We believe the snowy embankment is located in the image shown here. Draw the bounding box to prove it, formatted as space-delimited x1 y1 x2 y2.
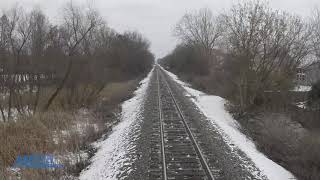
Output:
162 67 296 180
79 69 153 180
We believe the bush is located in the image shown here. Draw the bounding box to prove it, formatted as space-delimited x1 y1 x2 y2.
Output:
241 112 320 180
308 80 320 108
297 132 320 179
160 44 210 76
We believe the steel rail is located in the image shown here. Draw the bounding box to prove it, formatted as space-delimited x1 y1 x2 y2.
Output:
156 67 168 180
158 66 215 180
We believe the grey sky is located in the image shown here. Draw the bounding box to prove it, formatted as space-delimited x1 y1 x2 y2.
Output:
0 0 319 58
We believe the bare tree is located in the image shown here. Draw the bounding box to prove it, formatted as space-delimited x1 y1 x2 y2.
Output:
43 2 101 110
0 2 154 118
5 6 33 120
0 13 10 121
220 1 312 111
311 8 320 60
29 8 49 114
174 8 222 65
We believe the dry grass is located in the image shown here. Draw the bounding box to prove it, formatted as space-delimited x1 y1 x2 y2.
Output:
242 112 320 180
99 80 138 103
0 79 140 179
0 117 53 167
294 132 320 180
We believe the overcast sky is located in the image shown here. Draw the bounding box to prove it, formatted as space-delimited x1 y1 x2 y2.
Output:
0 0 319 58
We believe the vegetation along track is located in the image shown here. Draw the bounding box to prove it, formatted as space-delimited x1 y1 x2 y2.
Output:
148 66 216 180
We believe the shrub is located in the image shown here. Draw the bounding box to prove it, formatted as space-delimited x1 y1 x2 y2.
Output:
308 80 320 109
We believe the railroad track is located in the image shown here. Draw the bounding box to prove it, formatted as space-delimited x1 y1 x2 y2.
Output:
149 66 214 180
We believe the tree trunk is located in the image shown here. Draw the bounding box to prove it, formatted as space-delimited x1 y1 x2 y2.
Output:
43 57 73 111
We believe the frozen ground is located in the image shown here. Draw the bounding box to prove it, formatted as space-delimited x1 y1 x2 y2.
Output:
162 67 296 180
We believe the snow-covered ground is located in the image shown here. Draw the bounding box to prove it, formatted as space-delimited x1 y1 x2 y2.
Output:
79 69 153 180
296 101 308 109
292 85 312 92
162 67 296 180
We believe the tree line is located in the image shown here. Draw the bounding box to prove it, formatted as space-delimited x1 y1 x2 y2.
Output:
0 3 154 121
161 1 320 113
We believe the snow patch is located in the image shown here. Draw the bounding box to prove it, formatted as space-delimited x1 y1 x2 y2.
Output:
296 101 308 109
162 67 296 180
292 85 311 92
79 69 153 180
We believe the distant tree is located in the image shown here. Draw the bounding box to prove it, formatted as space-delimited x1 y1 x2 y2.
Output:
29 8 50 113
107 31 154 79
160 44 208 75
175 8 222 50
43 2 101 110
0 14 10 59
311 8 320 61
0 2 154 117
174 8 222 69
5 6 33 120
220 1 312 111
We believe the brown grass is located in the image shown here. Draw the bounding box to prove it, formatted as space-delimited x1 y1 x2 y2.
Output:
99 80 138 103
0 79 140 179
241 112 320 180
0 117 53 167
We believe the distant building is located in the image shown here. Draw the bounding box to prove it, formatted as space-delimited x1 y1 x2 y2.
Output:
296 61 320 86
